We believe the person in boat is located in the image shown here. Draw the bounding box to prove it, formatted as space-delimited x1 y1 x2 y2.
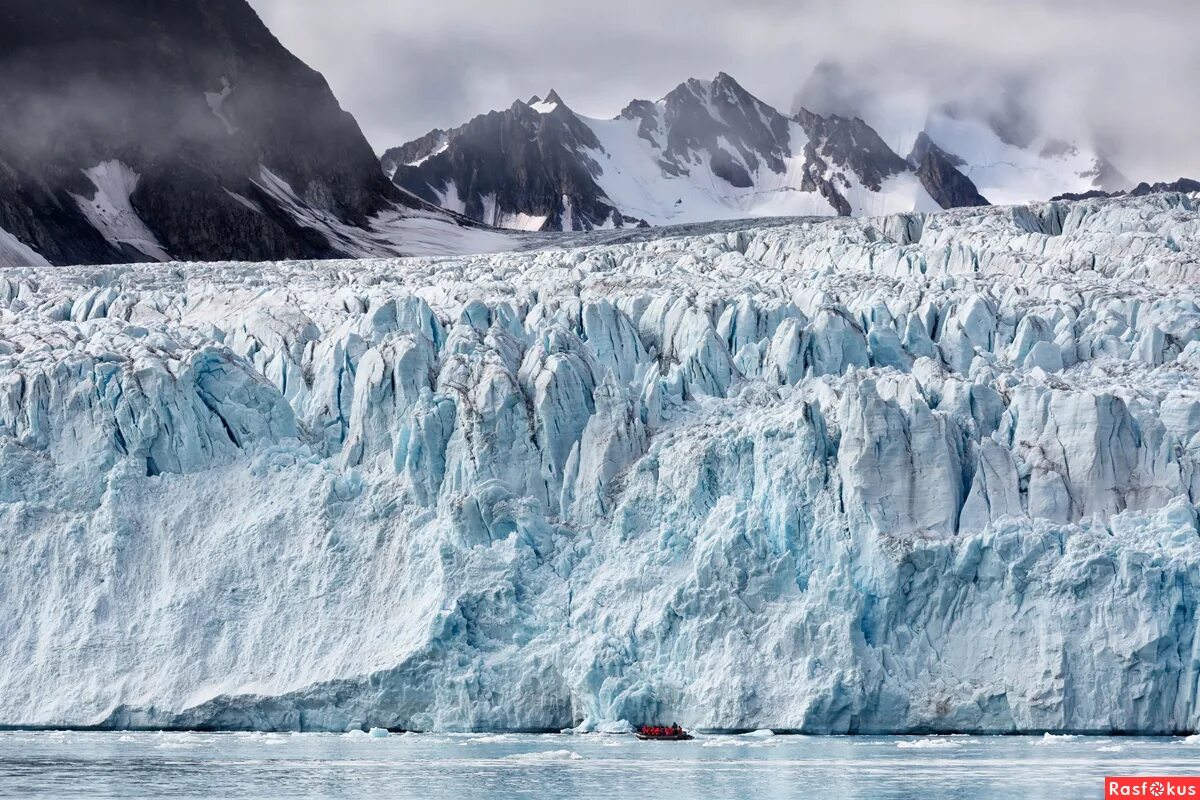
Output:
639 723 686 737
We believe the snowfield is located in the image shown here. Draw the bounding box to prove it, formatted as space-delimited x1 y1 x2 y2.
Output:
1 193 1199 733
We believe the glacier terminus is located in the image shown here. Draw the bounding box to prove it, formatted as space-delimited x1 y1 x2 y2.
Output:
1 192 1199 735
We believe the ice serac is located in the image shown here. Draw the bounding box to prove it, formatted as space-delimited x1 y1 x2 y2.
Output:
1 193 1199 735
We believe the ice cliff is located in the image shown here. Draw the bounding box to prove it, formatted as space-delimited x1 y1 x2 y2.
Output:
1 192 1199 734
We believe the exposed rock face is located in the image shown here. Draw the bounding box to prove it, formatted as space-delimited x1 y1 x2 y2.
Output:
796 109 910 191
387 73 978 232
1 194 1199 734
384 94 640 231
0 0 471 267
909 133 990 209
648 73 794 185
1054 178 1200 202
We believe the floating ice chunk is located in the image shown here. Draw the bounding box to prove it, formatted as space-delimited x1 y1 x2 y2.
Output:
504 750 583 761
897 738 962 749
1038 733 1078 744
742 729 775 738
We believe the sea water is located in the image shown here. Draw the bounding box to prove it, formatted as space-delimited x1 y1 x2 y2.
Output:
1 731 1196 799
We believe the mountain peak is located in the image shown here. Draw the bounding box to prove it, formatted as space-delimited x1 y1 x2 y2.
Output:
659 73 766 112
711 71 742 89
664 77 713 103
527 89 567 114
387 68 1139 235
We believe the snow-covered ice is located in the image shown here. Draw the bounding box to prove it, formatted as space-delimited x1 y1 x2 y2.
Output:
0 193 1198 734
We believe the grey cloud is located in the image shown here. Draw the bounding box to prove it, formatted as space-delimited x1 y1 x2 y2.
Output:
248 0 1199 182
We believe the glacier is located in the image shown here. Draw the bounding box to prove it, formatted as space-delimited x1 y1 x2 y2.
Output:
1 192 1199 734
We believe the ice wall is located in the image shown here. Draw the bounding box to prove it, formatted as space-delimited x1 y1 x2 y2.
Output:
0 193 1198 733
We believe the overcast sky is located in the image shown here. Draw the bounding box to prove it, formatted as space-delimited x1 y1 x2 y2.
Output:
248 0 1198 182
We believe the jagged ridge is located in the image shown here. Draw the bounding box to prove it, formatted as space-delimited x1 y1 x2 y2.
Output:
386 73 980 232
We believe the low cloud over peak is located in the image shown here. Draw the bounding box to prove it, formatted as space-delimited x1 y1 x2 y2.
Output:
247 0 1198 183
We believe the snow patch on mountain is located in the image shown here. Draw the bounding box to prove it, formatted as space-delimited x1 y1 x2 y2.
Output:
405 135 449 170
71 161 172 262
0 193 1198 733
252 166 515 258
204 78 238 135
478 195 549 232
582 115 889 224
0 225 50 268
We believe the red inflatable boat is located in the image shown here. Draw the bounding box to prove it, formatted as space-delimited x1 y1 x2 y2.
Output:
636 724 693 741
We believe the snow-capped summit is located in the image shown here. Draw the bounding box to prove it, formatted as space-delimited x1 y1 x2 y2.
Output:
621 72 794 188
384 88 642 231
527 89 567 115
386 72 972 232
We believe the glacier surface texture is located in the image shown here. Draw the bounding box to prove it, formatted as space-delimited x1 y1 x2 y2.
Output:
1 193 1199 734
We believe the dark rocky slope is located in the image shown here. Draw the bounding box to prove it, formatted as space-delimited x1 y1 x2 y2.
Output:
384 93 641 230
1053 178 1200 202
908 133 990 209
0 0 420 266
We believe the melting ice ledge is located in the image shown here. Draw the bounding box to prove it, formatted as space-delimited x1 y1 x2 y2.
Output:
1 193 1199 734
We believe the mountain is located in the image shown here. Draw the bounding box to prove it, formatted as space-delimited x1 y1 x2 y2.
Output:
917 103 1129 206
0 0 502 268
907 132 991 208
2 194 1199 732
385 73 980 232
384 90 645 231
1053 177 1200 202
797 61 1130 207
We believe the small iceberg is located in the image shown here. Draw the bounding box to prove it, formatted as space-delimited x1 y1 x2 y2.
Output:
897 738 961 749
504 750 583 762
1038 733 1077 745
742 729 775 739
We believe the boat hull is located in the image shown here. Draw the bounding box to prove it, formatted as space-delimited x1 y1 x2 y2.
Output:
635 733 694 741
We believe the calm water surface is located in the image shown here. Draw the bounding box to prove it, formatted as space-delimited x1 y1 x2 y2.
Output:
1 730 1197 799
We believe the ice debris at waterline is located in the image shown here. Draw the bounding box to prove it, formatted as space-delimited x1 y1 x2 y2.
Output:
1 193 1199 734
